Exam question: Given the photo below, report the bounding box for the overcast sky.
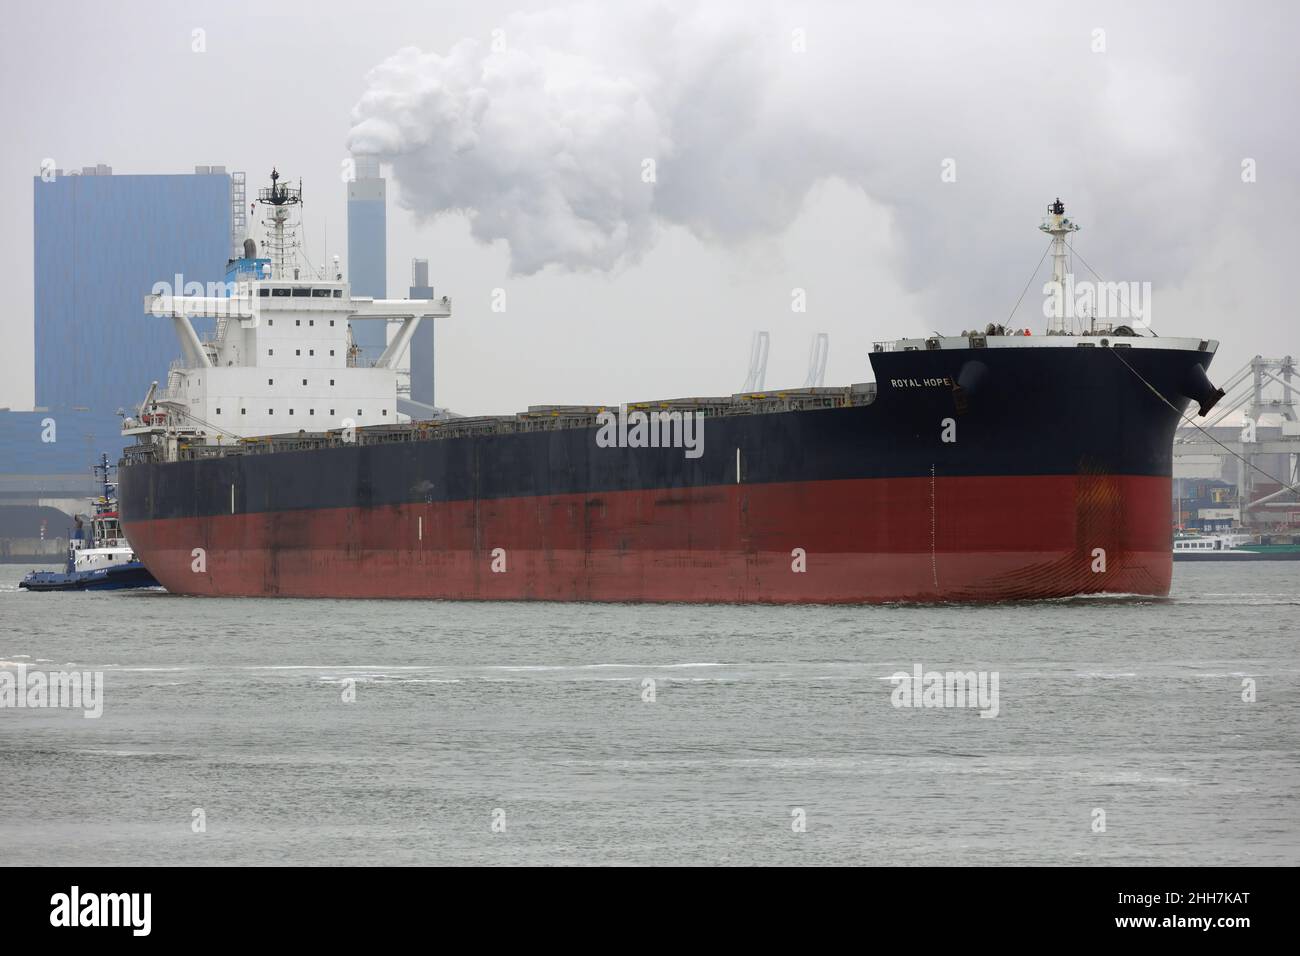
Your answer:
[1,0,1296,415]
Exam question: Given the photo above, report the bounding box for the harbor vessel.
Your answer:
[117,185,1227,602]
[20,455,160,591]
[1172,532,1300,561]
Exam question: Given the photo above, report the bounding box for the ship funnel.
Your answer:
[1180,362,1226,417]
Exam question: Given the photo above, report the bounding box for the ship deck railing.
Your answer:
[131,383,879,464]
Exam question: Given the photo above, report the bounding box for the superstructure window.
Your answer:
[271,288,290,297]
[268,319,274,326]
[311,289,330,298]
[332,290,341,298]
[295,320,301,326]
[289,409,294,415]
[268,378,274,385]
[309,320,315,326]
[329,409,335,416]
[216,408,221,415]
[292,288,310,297]
[329,319,335,326]
[295,349,301,356]
[258,288,269,297]
[241,409,246,415]
[329,350,335,356]
[309,349,314,356]
[329,379,334,386]
[267,349,273,356]
[382,409,388,417]
[302,379,307,386]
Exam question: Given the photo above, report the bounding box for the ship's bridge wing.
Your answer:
[348,297,453,369]
[143,291,252,368]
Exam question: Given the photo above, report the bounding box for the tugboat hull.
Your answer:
[19,562,160,592]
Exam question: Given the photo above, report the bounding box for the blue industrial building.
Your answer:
[0,408,126,475]
[5,165,236,522]
[346,156,387,365]
[0,408,124,532]
[33,166,234,413]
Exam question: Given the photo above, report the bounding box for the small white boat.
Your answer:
[1172,533,1300,561]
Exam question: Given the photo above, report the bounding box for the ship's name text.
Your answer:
[890,377,953,388]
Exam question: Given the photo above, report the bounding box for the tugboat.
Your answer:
[19,455,160,591]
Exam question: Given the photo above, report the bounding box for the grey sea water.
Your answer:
[0,562,1296,866]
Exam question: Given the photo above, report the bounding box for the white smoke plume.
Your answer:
[346,0,1299,366]
[347,2,842,274]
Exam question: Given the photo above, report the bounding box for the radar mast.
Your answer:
[255,168,304,280]
[1038,197,1080,335]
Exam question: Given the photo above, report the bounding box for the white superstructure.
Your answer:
[123,168,451,447]
[70,507,135,573]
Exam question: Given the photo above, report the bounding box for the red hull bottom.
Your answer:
[124,475,1174,602]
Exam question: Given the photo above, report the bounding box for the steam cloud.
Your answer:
[346,0,1288,345]
[347,3,843,274]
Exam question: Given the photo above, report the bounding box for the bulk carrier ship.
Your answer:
[117,176,1226,602]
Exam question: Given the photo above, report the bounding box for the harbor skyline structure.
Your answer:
[32,165,234,413]
[1,164,238,539]
[408,256,436,411]
[346,153,387,367]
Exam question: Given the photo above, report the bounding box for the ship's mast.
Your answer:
[92,452,114,502]
[1038,197,1079,335]
[256,168,304,280]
